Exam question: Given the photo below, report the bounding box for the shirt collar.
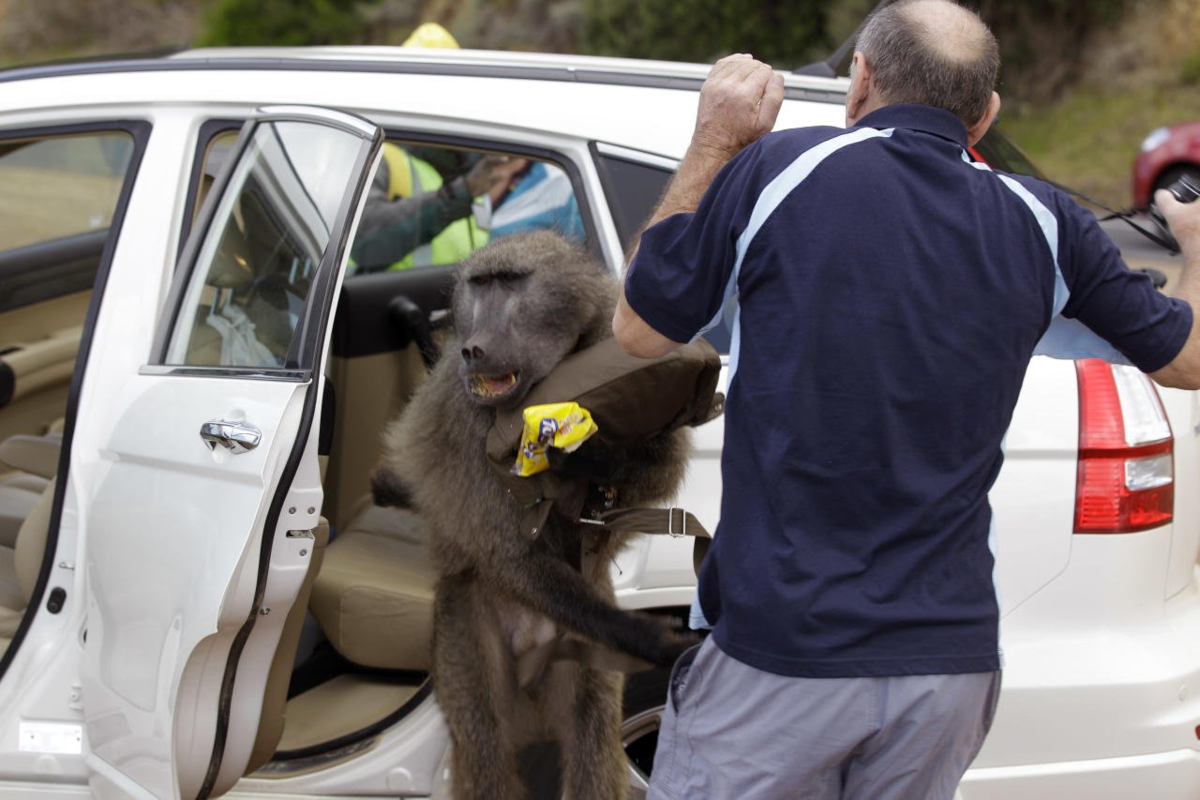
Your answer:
[854,104,969,148]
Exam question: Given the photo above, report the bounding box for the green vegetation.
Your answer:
[0,0,1191,210]
[580,0,832,70]
[1183,49,1200,85]
[198,0,367,46]
[1001,83,1200,208]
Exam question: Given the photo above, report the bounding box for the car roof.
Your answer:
[0,46,850,160]
[3,45,847,97]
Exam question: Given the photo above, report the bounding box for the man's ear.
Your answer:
[967,91,1002,147]
[844,52,872,127]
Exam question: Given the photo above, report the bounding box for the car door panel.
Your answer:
[80,106,381,800]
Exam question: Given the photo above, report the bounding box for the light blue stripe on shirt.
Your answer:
[689,127,898,631]
[964,152,1131,364]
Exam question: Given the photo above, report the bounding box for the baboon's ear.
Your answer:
[371,465,414,508]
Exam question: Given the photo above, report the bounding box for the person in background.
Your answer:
[349,144,520,272]
[474,157,586,243]
[349,22,523,272]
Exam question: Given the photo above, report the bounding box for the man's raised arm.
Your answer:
[1151,189,1200,390]
[612,54,783,358]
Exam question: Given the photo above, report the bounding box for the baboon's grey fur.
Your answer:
[374,231,694,799]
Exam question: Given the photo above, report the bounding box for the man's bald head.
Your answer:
[855,0,999,129]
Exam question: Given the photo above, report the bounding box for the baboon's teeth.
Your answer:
[470,372,519,397]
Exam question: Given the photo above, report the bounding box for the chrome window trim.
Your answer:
[592,142,679,172]
[137,364,312,382]
[256,104,377,140]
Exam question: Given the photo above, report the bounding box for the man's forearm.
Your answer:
[614,54,783,356]
[1152,250,1200,388]
[625,56,784,266]
[637,143,742,248]
[613,143,742,356]
[1150,191,1200,389]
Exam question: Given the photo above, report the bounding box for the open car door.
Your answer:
[80,106,381,799]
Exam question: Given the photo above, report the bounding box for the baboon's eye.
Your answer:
[469,269,529,288]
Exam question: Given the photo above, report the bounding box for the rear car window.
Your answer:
[593,149,672,253]
[0,133,133,252]
[0,128,141,315]
[592,145,734,353]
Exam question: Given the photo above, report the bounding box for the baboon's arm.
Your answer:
[481,544,693,667]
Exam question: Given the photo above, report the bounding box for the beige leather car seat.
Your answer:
[309,502,435,671]
[0,479,55,654]
[0,431,61,550]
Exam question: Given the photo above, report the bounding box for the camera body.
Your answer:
[1147,173,1200,253]
[1165,173,1200,204]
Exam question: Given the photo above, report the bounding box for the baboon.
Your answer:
[373,231,697,799]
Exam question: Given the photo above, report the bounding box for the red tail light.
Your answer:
[1074,359,1174,533]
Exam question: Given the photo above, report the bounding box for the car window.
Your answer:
[161,119,370,370]
[971,129,1046,180]
[592,144,673,253]
[0,129,140,315]
[591,143,733,354]
[191,133,589,278]
[194,129,240,223]
[0,132,134,253]
[347,140,587,275]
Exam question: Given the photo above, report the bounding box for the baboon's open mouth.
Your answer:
[469,372,520,399]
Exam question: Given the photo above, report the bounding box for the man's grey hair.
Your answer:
[855,0,999,128]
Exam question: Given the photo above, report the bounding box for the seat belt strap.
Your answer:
[584,507,711,575]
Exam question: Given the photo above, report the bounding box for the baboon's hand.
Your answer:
[655,628,702,668]
[622,612,701,668]
[545,442,623,479]
[371,465,414,508]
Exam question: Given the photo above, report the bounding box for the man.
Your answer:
[613,1,1200,797]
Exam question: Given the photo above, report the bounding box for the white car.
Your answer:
[0,46,1196,800]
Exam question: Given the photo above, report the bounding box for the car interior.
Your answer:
[249,137,597,775]
[0,130,134,652]
[0,122,670,778]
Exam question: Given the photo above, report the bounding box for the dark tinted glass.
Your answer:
[972,129,1045,179]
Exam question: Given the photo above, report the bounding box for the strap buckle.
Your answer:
[668,507,686,538]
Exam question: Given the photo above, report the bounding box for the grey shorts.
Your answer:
[648,637,1001,800]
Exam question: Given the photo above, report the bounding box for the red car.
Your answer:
[1132,122,1200,208]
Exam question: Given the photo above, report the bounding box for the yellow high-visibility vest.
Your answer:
[381,144,487,270]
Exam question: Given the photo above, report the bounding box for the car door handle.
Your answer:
[200,420,261,454]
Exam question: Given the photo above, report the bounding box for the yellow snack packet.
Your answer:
[513,402,598,477]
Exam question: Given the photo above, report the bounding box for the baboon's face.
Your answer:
[452,235,597,410]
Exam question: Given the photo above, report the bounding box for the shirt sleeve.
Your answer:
[1051,191,1192,373]
[623,143,766,343]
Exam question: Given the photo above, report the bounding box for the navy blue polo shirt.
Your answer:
[624,104,1192,678]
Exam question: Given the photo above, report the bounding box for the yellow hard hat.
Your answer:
[402,22,460,49]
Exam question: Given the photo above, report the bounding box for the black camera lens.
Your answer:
[1167,174,1200,204]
